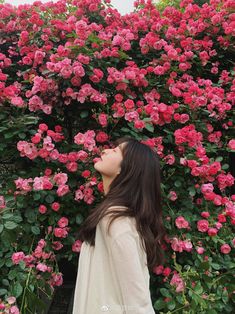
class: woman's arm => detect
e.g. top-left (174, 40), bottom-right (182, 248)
top-left (109, 231), bottom-right (155, 314)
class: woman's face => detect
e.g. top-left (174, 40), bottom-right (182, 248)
top-left (94, 142), bottom-right (126, 178)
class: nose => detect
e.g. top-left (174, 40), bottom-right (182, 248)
top-left (101, 148), bottom-right (112, 156)
top-left (101, 149), bottom-right (107, 156)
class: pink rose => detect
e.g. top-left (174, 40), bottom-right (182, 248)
top-left (36, 263), bottom-right (48, 272)
top-left (228, 139), bottom-right (235, 150)
top-left (54, 228), bottom-right (68, 238)
top-left (53, 173), bottom-right (68, 185)
top-left (72, 240), bottom-right (83, 253)
top-left (57, 185), bottom-right (70, 197)
top-left (201, 211), bottom-right (210, 218)
top-left (39, 205), bottom-right (47, 214)
top-left (207, 227), bottom-right (218, 236)
top-left (197, 220), bottom-right (209, 232)
top-left (52, 241), bottom-right (63, 250)
top-left (170, 272), bottom-right (185, 292)
top-left (0, 196), bottom-right (6, 209)
top-left (201, 183), bottom-right (214, 194)
top-left (220, 244), bottom-right (231, 254)
top-left (6, 297), bottom-right (16, 305)
top-left (183, 240), bottom-right (193, 252)
top-left (51, 202), bottom-right (60, 212)
top-left (57, 217), bottom-right (69, 228)
top-left (175, 216), bottom-right (189, 229)
top-left (153, 265), bottom-right (164, 275)
top-left (98, 113), bottom-right (108, 127)
top-left (196, 247), bottom-right (205, 254)
top-left (96, 131), bottom-right (108, 143)
top-left (162, 267), bottom-right (171, 277)
top-left (171, 237), bottom-right (184, 252)
top-left (169, 191), bottom-right (177, 201)
top-left (9, 306), bottom-right (20, 314)
top-left (12, 252), bottom-right (25, 264)
top-left (50, 272), bottom-right (63, 286)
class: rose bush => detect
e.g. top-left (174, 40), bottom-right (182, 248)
top-left (0, 0), bottom-right (234, 313)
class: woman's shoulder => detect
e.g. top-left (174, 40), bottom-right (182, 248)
top-left (99, 206), bottom-right (138, 240)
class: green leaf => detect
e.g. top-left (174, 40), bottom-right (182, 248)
top-left (33, 193), bottom-right (42, 201)
top-left (176, 295), bottom-right (184, 304)
top-left (221, 163), bottom-right (229, 170)
top-left (215, 156), bottom-right (223, 162)
top-left (45, 194), bottom-right (55, 204)
top-left (194, 282), bottom-right (203, 294)
top-left (18, 132), bottom-right (26, 139)
top-left (211, 263), bottom-right (220, 270)
top-left (2, 279), bottom-right (9, 286)
top-left (167, 300), bottom-right (176, 311)
top-left (12, 282), bottom-right (23, 298)
top-left (154, 299), bottom-right (166, 310)
top-left (13, 215), bottom-right (23, 223)
top-left (160, 288), bottom-right (171, 298)
top-left (145, 123), bottom-right (154, 133)
top-left (31, 226), bottom-right (40, 235)
top-left (4, 221), bottom-right (18, 230)
top-left (19, 260), bottom-right (26, 270)
top-left (222, 289), bottom-right (229, 303)
top-left (80, 110), bottom-right (89, 118)
top-left (2, 213), bottom-right (13, 220)
top-left (207, 310), bottom-right (218, 314)
top-left (0, 289), bottom-right (7, 296)
top-left (174, 180), bottom-right (182, 187)
top-left (0, 224), bottom-right (3, 234)
top-left (8, 269), bottom-right (18, 280)
top-left (76, 214), bottom-right (84, 225)
top-left (188, 186), bottom-right (196, 196)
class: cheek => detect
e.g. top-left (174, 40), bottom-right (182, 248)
top-left (95, 156), bottom-right (122, 176)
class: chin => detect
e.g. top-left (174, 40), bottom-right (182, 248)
top-left (94, 161), bottom-right (102, 172)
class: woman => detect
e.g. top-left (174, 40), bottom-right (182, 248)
top-left (72, 136), bottom-right (166, 314)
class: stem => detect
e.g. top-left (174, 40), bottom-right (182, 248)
top-left (20, 236), bottom-right (35, 314)
top-left (168, 304), bottom-right (190, 313)
top-left (20, 267), bottom-right (33, 313)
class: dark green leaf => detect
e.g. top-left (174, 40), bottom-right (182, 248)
top-left (154, 299), bottom-right (166, 310)
top-left (167, 300), bottom-right (176, 311)
top-left (12, 282), bottom-right (23, 298)
top-left (0, 289), bottom-right (7, 296)
top-left (45, 194), bottom-right (55, 204)
top-left (4, 221), bottom-right (18, 230)
top-left (160, 288), bottom-right (171, 298)
top-left (31, 226), bottom-right (40, 235)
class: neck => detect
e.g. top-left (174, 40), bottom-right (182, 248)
top-left (102, 175), bottom-right (114, 195)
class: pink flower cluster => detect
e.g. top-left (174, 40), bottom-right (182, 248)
top-left (170, 272), bottom-right (186, 293)
top-left (169, 75), bottom-right (233, 120)
top-left (0, 296), bottom-right (19, 314)
top-left (174, 124), bottom-right (203, 148)
top-left (170, 237), bottom-right (193, 253)
top-left (14, 171), bottom-right (70, 197)
top-left (53, 217), bottom-right (70, 238)
top-left (72, 239), bottom-right (83, 253)
top-left (17, 124), bottom-right (100, 173)
top-left (11, 239), bottom-right (63, 289)
top-left (0, 196), bottom-right (6, 209)
top-left (74, 130), bottom-right (96, 152)
top-left (175, 216), bottom-right (190, 229)
top-left (74, 178), bottom-right (97, 204)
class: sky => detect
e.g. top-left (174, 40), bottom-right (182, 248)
top-left (4, 0), bottom-right (136, 15)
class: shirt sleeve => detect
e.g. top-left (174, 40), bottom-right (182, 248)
top-left (109, 231), bottom-right (155, 314)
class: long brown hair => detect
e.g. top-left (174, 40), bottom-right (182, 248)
top-left (77, 136), bottom-right (167, 270)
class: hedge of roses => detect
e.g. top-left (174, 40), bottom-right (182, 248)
top-left (0, 0), bottom-right (234, 313)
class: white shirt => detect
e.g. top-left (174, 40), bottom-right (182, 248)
top-left (72, 206), bottom-right (155, 314)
